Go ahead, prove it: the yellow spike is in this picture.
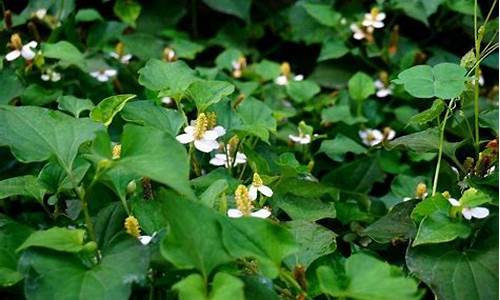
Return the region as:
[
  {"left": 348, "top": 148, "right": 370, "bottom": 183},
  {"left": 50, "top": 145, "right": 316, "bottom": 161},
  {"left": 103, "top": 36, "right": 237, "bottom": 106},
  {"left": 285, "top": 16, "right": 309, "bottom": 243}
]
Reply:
[
  {"left": 10, "top": 33, "right": 22, "bottom": 49},
  {"left": 194, "top": 113, "right": 208, "bottom": 139},
  {"left": 235, "top": 185, "right": 253, "bottom": 215},
  {"left": 124, "top": 216, "right": 141, "bottom": 238},
  {"left": 112, "top": 144, "right": 121, "bottom": 160},
  {"left": 252, "top": 173, "right": 263, "bottom": 187},
  {"left": 415, "top": 183, "right": 427, "bottom": 199}
]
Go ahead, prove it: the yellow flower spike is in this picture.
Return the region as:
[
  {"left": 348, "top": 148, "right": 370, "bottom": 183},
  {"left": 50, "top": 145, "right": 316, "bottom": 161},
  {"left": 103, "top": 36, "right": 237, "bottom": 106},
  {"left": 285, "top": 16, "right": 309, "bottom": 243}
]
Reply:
[
  {"left": 115, "top": 42, "right": 125, "bottom": 57},
  {"left": 370, "top": 7, "right": 380, "bottom": 17},
  {"left": 235, "top": 185, "right": 253, "bottom": 216},
  {"left": 280, "top": 62, "right": 291, "bottom": 77},
  {"left": 112, "top": 144, "right": 121, "bottom": 160},
  {"left": 124, "top": 215, "right": 141, "bottom": 238},
  {"left": 10, "top": 33, "right": 22, "bottom": 49},
  {"left": 206, "top": 112, "right": 217, "bottom": 129},
  {"left": 194, "top": 113, "right": 208, "bottom": 139},
  {"left": 252, "top": 173, "right": 263, "bottom": 187},
  {"left": 415, "top": 183, "right": 427, "bottom": 199}
]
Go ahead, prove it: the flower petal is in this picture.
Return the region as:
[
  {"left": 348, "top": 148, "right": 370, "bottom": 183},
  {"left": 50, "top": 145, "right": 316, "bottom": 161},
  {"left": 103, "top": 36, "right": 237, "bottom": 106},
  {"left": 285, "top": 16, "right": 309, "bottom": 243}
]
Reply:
[
  {"left": 448, "top": 198, "right": 460, "bottom": 207},
  {"left": 258, "top": 185, "right": 273, "bottom": 197},
  {"left": 104, "top": 69, "right": 117, "bottom": 77},
  {"left": 203, "top": 130, "right": 219, "bottom": 141},
  {"left": 26, "top": 41, "right": 38, "bottom": 48},
  {"left": 213, "top": 126, "right": 226, "bottom": 137},
  {"left": 248, "top": 186, "right": 258, "bottom": 201},
  {"left": 21, "top": 46, "right": 36, "bottom": 60},
  {"left": 41, "top": 74, "right": 50, "bottom": 81},
  {"left": 461, "top": 208, "right": 473, "bottom": 220},
  {"left": 227, "top": 209, "right": 243, "bottom": 218},
  {"left": 251, "top": 208, "right": 271, "bottom": 219},
  {"left": 5, "top": 50, "right": 21, "bottom": 61},
  {"left": 194, "top": 139, "right": 219, "bottom": 153},
  {"left": 209, "top": 155, "right": 227, "bottom": 166},
  {"left": 176, "top": 133, "right": 194, "bottom": 144},
  {"left": 469, "top": 207, "right": 489, "bottom": 219},
  {"left": 138, "top": 235, "right": 153, "bottom": 245},
  {"left": 275, "top": 75, "right": 288, "bottom": 86},
  {"left": 97, "top": 74, "right": 109, "bottom": 82},
  {"left": 294, "top": 74, "right": 304, "bottom": 81}
]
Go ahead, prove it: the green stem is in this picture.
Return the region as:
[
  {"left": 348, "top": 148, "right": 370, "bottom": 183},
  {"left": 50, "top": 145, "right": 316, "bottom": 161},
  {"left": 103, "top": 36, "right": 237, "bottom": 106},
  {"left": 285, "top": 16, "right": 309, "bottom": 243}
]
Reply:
[{"left": 432, "top": 99, "right": 455, "bottom": 196}]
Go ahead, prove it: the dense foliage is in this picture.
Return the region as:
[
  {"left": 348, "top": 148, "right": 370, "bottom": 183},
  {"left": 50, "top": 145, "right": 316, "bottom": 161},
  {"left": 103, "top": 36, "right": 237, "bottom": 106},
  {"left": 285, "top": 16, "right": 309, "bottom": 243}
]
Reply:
[{"left": 0, "top": 0, "right": 498, "bottom": 299}]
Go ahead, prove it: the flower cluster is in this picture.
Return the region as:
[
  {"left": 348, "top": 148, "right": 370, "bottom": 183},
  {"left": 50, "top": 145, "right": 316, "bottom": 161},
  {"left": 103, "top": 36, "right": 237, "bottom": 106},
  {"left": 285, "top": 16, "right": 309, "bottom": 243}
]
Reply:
[
  {"left": 124, "top": 215, "right": 155, "bottom": 245},
  {"left": 359, "top": 127, "right": 395, "bottom": 147},
  {"left": 350, "top": 8, "right": 386, "bottom": 41},
  {"left": 5, "top": 33, "right": 37, "bottom": 62},
  {"left": 275, "top": 62, "right": 304, "bottom": 86},
  {"left": 176, "top": 112, "right": 226, "bottom": 153},
  {"left": 227, "top": 183, "right": 271, "bottom": 219}
]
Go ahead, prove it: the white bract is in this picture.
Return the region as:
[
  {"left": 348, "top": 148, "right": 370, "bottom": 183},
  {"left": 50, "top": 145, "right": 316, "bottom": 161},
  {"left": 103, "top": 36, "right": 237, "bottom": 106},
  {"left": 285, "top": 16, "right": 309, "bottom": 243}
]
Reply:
[
  {"left": 227, "top": 207, "right": 271, "bottom": 218},
  {"left": 289, "top": 133, "right": 311, "bottom": 144},
  {"left": 383, "top": 127, "right": 396, "bottom": 141},
  {"left": 228, "top": 185, "right": 271, "bottom": 219},
  {"left": 90, "top": 69, "right": 117, "bottom": 82},
  {"left": 362, "top": 8, "right": 386, "bottom": 29},
  {"left": 110, "top": 51, "right": 133, "bottom": 64},
  {"left": 448, "top": 198, "right": 490, "bottom": 220},
  {"left": 6, "top": 34, "right": 38, "bottom": 62},
  {"left": 249, "top": 173, "right": 273, "bottom": 201},
  {"left": 41, "top": 69, "right": 61, "bottom": 82},
  {"left": 138, "top": 232, "right": 157, "bottom": 245},
  {"left": 209, "top": 150, "right": 247, "bottom": 168},
  {"left": 176, "top": 113, "right": 225, "bottom": 153},
  {"left": 374, "top": 79, "right": 392, "bottom": 98},
  {"left": 34, "top": 8, "right": 47, "bottom": 20},
  {"left": 350, "top": 24, "right": 371, "bottom": 40},
  {"left": 359, "top": 129, "right": 384, "bottom": 146},
  {"left": 161, "top": 96, "right": 173, "bottom": 105}
]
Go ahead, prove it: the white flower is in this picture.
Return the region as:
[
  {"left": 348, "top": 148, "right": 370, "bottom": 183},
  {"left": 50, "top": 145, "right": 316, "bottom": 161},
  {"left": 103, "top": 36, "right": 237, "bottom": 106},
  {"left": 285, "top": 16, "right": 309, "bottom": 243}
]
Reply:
[
  {"left": 110, "top": 51, "right": 132, "bottom": 64},
  {"left": 138, "top": 232, "right": 157, "bottom": 245},
  {"left": 294, "top": 74, "right": 304, "bottom": 81},
  {"left": 362, "top": 8, "right": 386, "bottom": 29},
  {"left": 163, "top": 47, "right": 176, "bottom": 61},
  {"left": 350, "top": 24, "right": 373, "bottom": 40},
  {"left": 448, "top": 198, "right": 490, "bottom": 220},
  {"left": 34, "top": 8, "right": 47, "bottom": 20},
  {"left": 275, "top": 62, "right": 303, "bottom": 85},
  {"left": 289, "top": 133, "right": 311, "bottom": 144},
  {"left": 383, "top": 127, "right": 396, "bottom": 141},
  {"left": 359, "top": 129, "right": 384, "bottom": 146},
  {"left": 176, "top": 113, "right": 225, "bottom": 153},
  {"left": 210, "top": 151, "right": 247, "bottom": 168},
  {"left": 374, "top": 79, "right": 392, "bottom": 98},
  {"left": 248, "top": 173, "right": 273, "bottom": 201},
  {"left": 90, "top": 69, "right": 117, "bottom": 82},
  {"left": 161, "top": 96, "right": 173, "bottom": 105},
  {"left": 41, "top": 69, "right": 61, "bottom": 82},
  {"left": 227, "top": 207, "right": 271, "bottom": 219},
  {"left": 6, "top": 34, "right": 38, "bottom": 62}
]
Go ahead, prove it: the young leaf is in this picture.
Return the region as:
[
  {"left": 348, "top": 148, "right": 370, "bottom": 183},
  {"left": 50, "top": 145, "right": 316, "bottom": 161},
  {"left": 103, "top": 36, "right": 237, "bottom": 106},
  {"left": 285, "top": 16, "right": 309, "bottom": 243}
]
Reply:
[
  {"left": 319, "top": 134, "right": 367, "bottom": 161},
  {"left": 348, "top": 72, "right": 375, "bottom": 102},
  {"left": 42, "top": 41, "right": 86, "bottom": 70},
  {"left": 57, "top": 95, "right": 95, "bottom": 118},
  {"left": 286, "top": 80, "right": 321, "bottom": 103},
  {"left": 90, "top": 94, "right": 136, "bottom": 126},
  {"left": 413, "top": 212, "right": 471, "bottom": 246},
  {"left": 408, "top": 98, "right": 446, "bottom": 125},
  {"left": 121, "top": 100, "right": 184, "bottom": 136},
  {"left": 394, "top": 63, "right": 466, "bottom": 99},
  {"left": 302, "top": 3, "right": 340, "bottom": 27},
  {"left": 17, "top": 227, "right": 87, "bottom": 253},
  {"left": 318, "top": 39, "right": 349, "bottom": 61},
  {"left": 114, "top": 0, "right": 141, "bottom": 27},
  {"left": 186, "top": 80, "right": 235, "bottom": 111},
  {"left": 202, "top": 0, "right": 251, "bottom": 21}
]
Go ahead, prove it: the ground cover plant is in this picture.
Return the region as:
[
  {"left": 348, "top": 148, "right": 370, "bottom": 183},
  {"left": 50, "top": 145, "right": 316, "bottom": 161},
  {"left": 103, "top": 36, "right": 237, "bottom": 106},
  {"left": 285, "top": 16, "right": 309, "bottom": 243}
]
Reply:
[{"left": 0, "top": 0, "right": 498, "bottom": 299}]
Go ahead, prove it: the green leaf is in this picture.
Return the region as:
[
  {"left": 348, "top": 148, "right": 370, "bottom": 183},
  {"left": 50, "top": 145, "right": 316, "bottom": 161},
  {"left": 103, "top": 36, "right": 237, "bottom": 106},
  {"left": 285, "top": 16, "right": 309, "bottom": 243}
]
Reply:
[
  {"left": 90, "top": 94, "right": 136, "bottom": 126},
  {"left": 319, "top": 134, "right": 367, "bottom": 161},
  {"left": 276, "top": 195, "right": 336, "bottom": 221},
  {"left": 363, "top": 200, "right": 418, "bottom": 244},
  {"left": 221, "top": 216, "right": 298, "bottom": 278},
  {"left": 160, "top": 191, "right": 233, "bottom": 278},
  {"left": 20, "top": 235, "right": 149, "bottom": 300},
  {"left": 215, "top": 49, "right": 243, "bottom": 71},
  {"left": 318, "top": 39, "right": 349, "bottom": 61},
  {"left": 0, "top": 106, "right": 103, "bottom": 172},
  {"left": 251, "top": 60, "right": 281, "bottom": 81},
  {"left": 187, "top": 80, "right": 235, "bottom": 111},
  {"left": 479, "top": 109, "right": 499, "bottom": 135},
  {"left": 0, "top": 70, "right": 24, "bottom": 105},
  {"left": 409, "top": 98, "right": 446, "bottom": 125},
  {"left": 75, "top": 9, "right": 103, "bottom": 22},
  {"left": 413, "top": 212, "right": 471, "bottom": 246},
  {"left": 121, "top": 100, "right": 184, "bottom": 136},
  {"left": 235, "top": 98, "right": 277, "bottom": 142},
  {"left": 173, "top": 272, "right": 245, "bottom": 300},
  {"left": 318, "top": 252, "right": 422, "bottom": 300},
  {"left": 202, "top": 0, "right": 251, "bottom": 21},
  {"left": 0, "top": 175, "right": 46, "bottom": 202},
  {"left": 121, "top": 33, "right": 164, "bottom": 60},
  {"left": 21, "top": 84, "right": 62, "bottom": 106},
  {"left": 302, "top": 3, "right": 340, "bottom": 27},
  {"left": 116, "top": 125, "right": 195, "bottom": 199},
  {"left": 171, "top": 39, "right": 204, "bottom": 60},
  {"left": 199, "top": 179, "right": 228, "bottom": 208},
  {"left": 284, "top": 220, "right": 337, "bottom": 269},
  {"left": 42, "top": 41, "right": 86, "bottom": 70},
  {"left": 323, "top": 157, "right": 384, "bottom": 193},
  {"left": 411, "top": 193, "right": 449, "bottom": 223},
  {"left": 57, "top": 95, "right": 95, "bottom": 118},
  {"left": 395, "top": 63, "right": 466, "bottom": 99},
  {"left": 114, "top": 0, "right": 141, "bottom": 27},
  {"left": 38, "top": 159, "right": 90, "bottom": 194},
  {"left": 138, "top": 59, "right": 197, "bottom": 100},
  {"left": 286, "top": 80, "right": 321, "bottom": 103},
  {"left": 348, "top": 72, "right": 375, "bottom": 101},
  {"left": 0, "top": 215, "right": 33, "bottom": 287},
  {"left": 321, "top": 105, "right": 367, "bottom": 125},
  {"left": 17, "top": 227, "right": 86, "bottom": 253},
  {"left": 459, "top": 188, "right": 492, "bottom": 207},
  {"left": 393, "top": 0, "right": 444, "bottom": 25},
  {"left": 407, "top": 216, "right": 498, "bottom": 300}
]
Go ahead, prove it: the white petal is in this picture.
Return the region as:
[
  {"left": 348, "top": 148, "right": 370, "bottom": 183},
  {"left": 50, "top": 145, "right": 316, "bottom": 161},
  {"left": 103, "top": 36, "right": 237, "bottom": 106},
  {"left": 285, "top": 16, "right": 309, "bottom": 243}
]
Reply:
[
  {"left": 461, "top": 208, "right": 473, "bottom": 220},
  {"left": 448, "top": 198, "right": 460, "bottom": 206},
  {"left": 376, "top": 89, "right": 391, "bottom": 98},
  {"left": 227, "top": 209, "right": 243, "bottom": 218},
  {"left": 248, "top": 186, "right": 258, "bottom": 201},
  {"left": 372, "top": 21, "right": 384, "bottom": 28},
  {"left": 51, "top": 72, "right": 61, "bottom": 82},
  {"left": 353, "top": 32, "right": 365, "bottom": 40},
  {"left": 234, "top": 152, "right": 247, "bottom": 164},
  {"left": 203, "top": 130, "right": 219, "bottom": 141},
  {"left": 41, "top": 74, "right": 50, "bottom": 81},
  {"left": 374, "top": 80, "right": 384, "bottom": 89},
  {"left": 184, "top": 126, "right": 195, "bottom": 134},
  {"left": 213, "top": 126, "right": 226, "bottom": 137},
  {"left": 26, "top": 41, "right": 38, "bottom": 48},
  {"left": 109, "top": 52, "right": 119, "bottom": 59},
  {"left": 275, "top": 75, "right": 288, "bottom": 86},
  {"left": 358, "top": 130, "right": 368, "bottom": 139},
  {"left": 386, "top": 129, "right": 396, "bottom": 140},
  {"left": 121, "top": 54, "right": 132, "bottom": 62},
  {"left": 376, "top": 12, "right": 386, "bottom": 21},
  {"left": 21, "top": 46, "right": 36, "bottom": 60},
  {"left": 161, "top": 96, "right": 172, "bottom": 104},
  {"left": 294, "top": 74, "right": 304, "bottom": 81},
  {"left": 362, "top": 19, "right": 372, "bottom": 27},
  {"left": 289, "top": 134, "right": 301, "bottom": 142},
  {"left": 35, "top": 9, "right": 47, "bottom": 19},
  {"left": 138, "top": 235, "right": 153, "bottom": 245},
  {"left": 90, "top": 71, "right": 100, "bottom": 78},
  {"left": 194, "top": 139, "right": 219, "bottom": 153},
  {"left": 403, "top": 197, "right": 412, "bottom": 202},
  {"left": 176, "top": 133, "right": 194, "bottom": 144},
  {"left": 469, "top": 207, "right": 489, "bottom": 219},
  {"left": 209, "top": 156, "right": 227, "bottom": 166},
  {"left": 97, "top": 74, "right": 109, "bottom": 82},
  {"left": 5, "top": 50, "right": 21, "bottom": 61},
  {"left": 104, "top": 69, "right": 117, "bottom": 77},
  {"left": 300, "top": 135, "right": 311, "bottom": 144},
  {"left": 251, "top": 208, "right": 271, "bottom": 219},
  {"left": 258, "top": 185, "right": 273, "bottom": 197}
]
